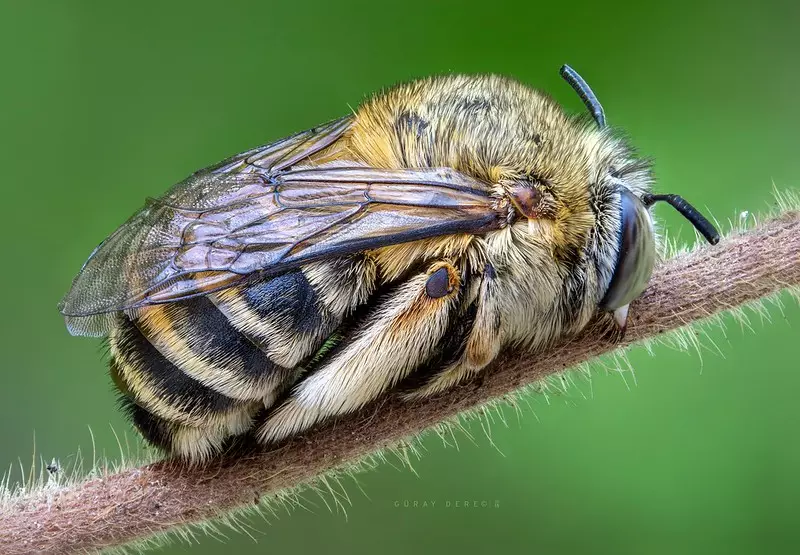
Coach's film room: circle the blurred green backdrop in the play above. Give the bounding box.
[1,1,798,553]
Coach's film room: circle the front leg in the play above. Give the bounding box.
[257,260,463,443]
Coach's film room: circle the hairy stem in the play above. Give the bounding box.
[2,210,799,555]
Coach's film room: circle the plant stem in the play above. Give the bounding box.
[1,210,798,555]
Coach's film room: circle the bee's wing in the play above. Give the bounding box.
[60,118,504,336]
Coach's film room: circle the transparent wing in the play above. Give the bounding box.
[60,117,504,336]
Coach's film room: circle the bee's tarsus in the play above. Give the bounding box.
[559,64,607,128]
[642,193,721,245]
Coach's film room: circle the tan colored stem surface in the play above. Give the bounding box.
[2,211,799,555]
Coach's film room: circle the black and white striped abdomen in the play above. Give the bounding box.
[108,256,376,460]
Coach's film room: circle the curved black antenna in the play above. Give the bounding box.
[642,193,721,245]
[559,64,607,128]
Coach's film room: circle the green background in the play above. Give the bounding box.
[1,1,798,553]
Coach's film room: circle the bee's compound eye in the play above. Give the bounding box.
[600,189,657,312]
[425,267,453,299]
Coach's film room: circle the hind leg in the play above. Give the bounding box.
[257,260,462,443]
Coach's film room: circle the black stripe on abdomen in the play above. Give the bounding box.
[110,315,239,427]
[117,394,175,453]
[242,270,324,333]
[135,296,291,402]
[211,270,338,369]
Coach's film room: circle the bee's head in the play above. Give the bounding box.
[503,66,720,333]
[595,183,721,331]
[595,185,656,329]
[557,65,720,330]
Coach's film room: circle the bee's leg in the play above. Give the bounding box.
[403,263,503,399]
[257,260,462,443]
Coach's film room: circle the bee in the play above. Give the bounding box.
[60,65,720,461]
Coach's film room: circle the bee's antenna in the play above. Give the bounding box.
[642,193,721,245]
[559,64,606,128]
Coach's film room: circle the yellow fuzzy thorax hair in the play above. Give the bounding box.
[310,73,646,280]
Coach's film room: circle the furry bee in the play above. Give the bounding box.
[60,66,720,461]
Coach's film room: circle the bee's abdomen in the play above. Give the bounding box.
[109,314,244,426]
[109,313,256,460]
[109,255,376,460]
[133,296,291,402]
